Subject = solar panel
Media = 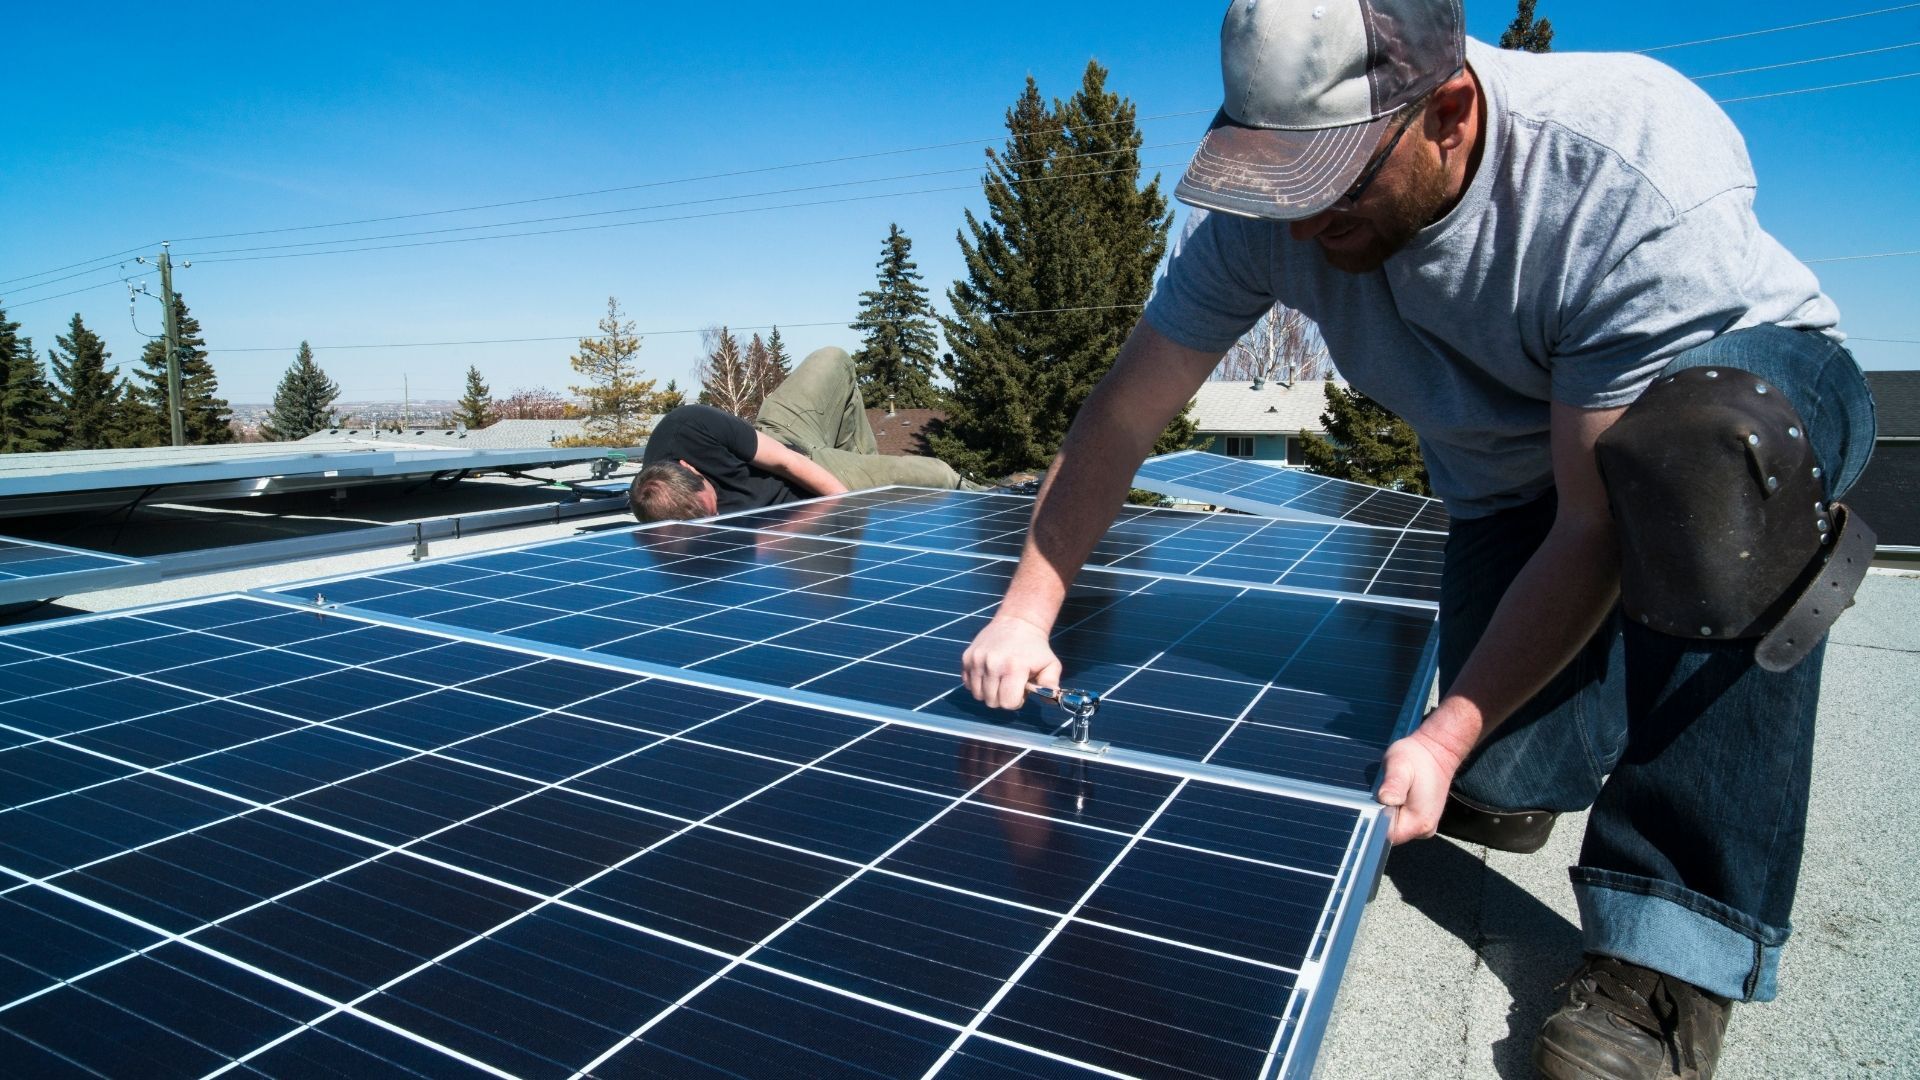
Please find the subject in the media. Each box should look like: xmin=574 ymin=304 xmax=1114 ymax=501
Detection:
xmin=0 ymin=537 xmax=155 ymax=607
xmin=0 ymin=443 xmax=626 ymax=518
xmin=720 ymin=487 xmax=1443 ymax=605
xmin=1134 ymin=451 xmax=1451 ymax=533
xmin=268 ymin=521 xmax=1438 ymax=795
xmin=0 ymin=594 xmax=1386 ymax=1078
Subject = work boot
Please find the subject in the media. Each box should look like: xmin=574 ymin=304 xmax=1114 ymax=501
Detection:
xmin=1436 ymin=790 xmax=1558 ymax=853
xmin=1533 ymin=955 xmax=1732 ymax=1079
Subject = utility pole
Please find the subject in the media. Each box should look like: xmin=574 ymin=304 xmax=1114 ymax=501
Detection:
xmin=157 ymin=243 xmax=186 ymax=446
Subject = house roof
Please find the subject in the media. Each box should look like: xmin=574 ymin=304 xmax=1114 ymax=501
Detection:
xmin=865 ymin=408 xmax=947 ymax=456
xmin=1865 ymin=370 xmax=1920 ymax=438
xmin=1189 ymin=379 xmax=1334 ymax=435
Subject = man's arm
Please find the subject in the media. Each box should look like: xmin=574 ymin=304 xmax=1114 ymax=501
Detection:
xmin=1378 ymin=401 xmax=1627 ymax=844
xmin=962 ymin=321 xmax=1226 ymax=709
xmin=749 ymin=431 xmax=850 ymax=498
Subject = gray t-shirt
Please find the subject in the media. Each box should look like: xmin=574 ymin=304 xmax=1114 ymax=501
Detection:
xmin=1145 ymin=38 xmax=1840 ymax=518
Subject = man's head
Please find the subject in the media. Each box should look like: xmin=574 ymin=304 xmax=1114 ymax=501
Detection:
xmin=629 ymin=460 xmax=717 ymax=522
xmin=1177 ymin=0 xmax=1479 ymax=271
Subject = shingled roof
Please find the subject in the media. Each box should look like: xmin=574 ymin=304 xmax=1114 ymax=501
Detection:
xmin=1189 ymin=379 xmax=1334 ymax=435
xmin=865 ymin=408 xmax=947 ymax=456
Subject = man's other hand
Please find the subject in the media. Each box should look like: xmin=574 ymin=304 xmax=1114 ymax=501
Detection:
xmin=1377 ymin=729 xmax=1464 ymax=845
xmin=962 ymin=614 xmax=1062 ymax=710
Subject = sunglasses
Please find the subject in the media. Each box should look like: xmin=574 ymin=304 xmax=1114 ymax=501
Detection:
xmin=1327 ymin=104 xmax=1423 ymax=212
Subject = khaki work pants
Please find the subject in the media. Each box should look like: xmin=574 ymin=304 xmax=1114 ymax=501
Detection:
xmin=753 ymin=347 xmax=965 ymax=491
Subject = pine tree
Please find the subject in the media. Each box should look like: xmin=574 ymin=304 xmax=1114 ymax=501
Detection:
xmin=0 ymin=306 xmax=57 ymax=453
xmin=126 ymin=294 xmax=234 ymax=445
xmin=1299 ymin=383 xmax=1433 ymax=495
xmin=569 ymin=297 xmax=661 ymax=443
xmin=261 ymin=342 xmax=341 ymax=441
xmin=47 ymin=314 xmax=121 ymax=450
xmin=696 ymin=326 xmax=755 ymax=416
xmin=933 ymin=61 xmax=1186 ymax=477
xmin=454 ymin=365 xmax=494 ymax=429
xmin=1499 ymin=0 xmax=1553 ymax=52
xmin=657 ymin=379 xmax=686 ymax=412
xmin=851 ymin=224 xmax=942 ymax=408
xmin=764 ymin=326 xmax=792 ymax=384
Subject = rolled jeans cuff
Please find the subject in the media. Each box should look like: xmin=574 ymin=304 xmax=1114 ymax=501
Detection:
xmin=1570 ymin=867 xmax=1790 ymax=1002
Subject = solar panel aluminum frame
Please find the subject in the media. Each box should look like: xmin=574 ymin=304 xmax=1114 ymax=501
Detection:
xmin=0 ymin=590 xmax=1408 ymax=1079
xmin=0 ymin=537 xmax=156 ymax=607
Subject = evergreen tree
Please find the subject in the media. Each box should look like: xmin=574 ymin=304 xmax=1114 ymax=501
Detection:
xmin=454 ymin=365 xmax=494 ymax=429
xmin=1499 ymin=0 xmax=1553 ymax=52
xmin=764 ymin=326 xmax=792 ymax=384
xmin=0 ymin=305 xmax=57 ymax=453
xmin=127 ymin=294 xmax=234 ymax=445
xmin=569 ymin=297 xmax=662 ymax=443
xmin=933 ymin=61 xmax=1186 ymax=477
xmin=261 ymin=342 xmax=341 ymax=441
xmin=1299 ymin=383 xmax=1432 ymax=495
xmin=851 ymin=224 xmax=942 ymax=408
xmin=47 ymin=314 xmax=120 ymax=450
xmin=656 ymin=379 xmax=685 ymax=412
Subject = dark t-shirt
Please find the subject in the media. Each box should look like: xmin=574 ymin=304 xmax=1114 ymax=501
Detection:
xmin=642 ymin=405 xmax=803 ymax=513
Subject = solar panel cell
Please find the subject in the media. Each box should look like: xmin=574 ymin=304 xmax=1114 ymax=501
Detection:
xmin=760 ymin=873 xmax=1057 ymax=1024
xmin=0 ymin=885 xmax=160 ymax=1005
xmin=977 ymin=921 xmax=1295 ymax=1079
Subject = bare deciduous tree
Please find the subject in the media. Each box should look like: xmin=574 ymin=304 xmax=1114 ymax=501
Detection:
xmin=1213 ymin=303 xmax=1332 ymax=384
xmin=496 ymin=387 xmax=576 ymax=420
xmin=696 ymin=326 xmax=756 ymax=416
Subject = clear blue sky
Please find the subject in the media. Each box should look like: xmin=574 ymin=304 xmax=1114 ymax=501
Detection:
xmin=4 ymin=1 xmax=1916 ymax=405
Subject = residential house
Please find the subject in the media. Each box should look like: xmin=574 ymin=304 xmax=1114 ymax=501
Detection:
xmin=1187 ymin=379 xmax=1333 ymax=465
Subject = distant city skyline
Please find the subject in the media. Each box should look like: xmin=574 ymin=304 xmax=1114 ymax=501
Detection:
xmin=7 ymin=1 xmax=1916 ymax=405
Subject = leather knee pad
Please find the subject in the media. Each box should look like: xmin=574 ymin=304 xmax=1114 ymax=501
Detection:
xmin=1595 ymin=367 xmax=1873 ymax=671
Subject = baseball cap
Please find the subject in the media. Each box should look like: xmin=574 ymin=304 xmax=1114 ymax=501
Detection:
xmin=1176 ymin=0 xmax=1466 ymax=220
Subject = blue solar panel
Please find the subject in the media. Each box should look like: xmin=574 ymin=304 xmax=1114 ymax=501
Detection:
xmin=0 ymin=536 xmax=153 ymax=607
xmin=0 ymin=595 xmax=1387 ymax=1078
xmin=718 ymin=487 xmax=1443 ymax=605
xmin=1135 ymin=451 xmax=1451 ymax=533
xmin=268 ymin=522 xmax=1438 ymax=795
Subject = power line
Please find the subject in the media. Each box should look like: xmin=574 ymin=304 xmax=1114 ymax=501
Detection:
xmin=1640 ymin=2 xmax=1920 ymax=53
xmin=187 ymin=160 xmax=1186 ymax=267
xmin=1849 ymin=337 xmax=1920 ymax=344
xmin=208 ymin=304 xmax=1151 ymax=355
xmin=0 ymin=108 xmax=1210 ymax=289
xmin=171 ymin=141 xmax=1197 ymax=261
xmin=1690 ymin=40 xmax=1920 ymax=79
xmin=1805 ymin=249 xmax=1920 ymax=263
xmin=0 ymin=245 xmax=150 ymax=292
xmin=1719 ymin=69 xmax=1920 ymax=102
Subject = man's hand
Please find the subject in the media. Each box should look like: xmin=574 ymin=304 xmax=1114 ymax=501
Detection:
xmin=962 ymin=614 xmax=1062 ymax=710
xmin=1377 ymin=727 xmax=1466 ymax=845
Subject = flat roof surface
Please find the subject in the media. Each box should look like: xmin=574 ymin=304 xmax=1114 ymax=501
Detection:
xmin=1317 ymin=570 xmax=1920 ymax=1078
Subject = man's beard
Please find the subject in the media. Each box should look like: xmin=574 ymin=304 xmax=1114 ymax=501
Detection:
xmin=1319 ymin=149 xmax=1452 ymax=274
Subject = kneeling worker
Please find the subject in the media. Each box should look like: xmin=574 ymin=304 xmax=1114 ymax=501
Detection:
xmin=629 ymin=345 xmax=973 ymax=521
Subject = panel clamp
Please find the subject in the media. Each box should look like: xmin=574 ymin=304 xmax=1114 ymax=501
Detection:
xmin=1029 ymin=684 xmax=1108 ymax=755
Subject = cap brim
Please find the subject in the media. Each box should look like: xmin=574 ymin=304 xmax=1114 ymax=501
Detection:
xmin=1175 ymin=108 xmax=1396 ymax=221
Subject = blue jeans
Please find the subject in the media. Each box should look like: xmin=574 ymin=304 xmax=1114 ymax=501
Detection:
xmin=1442 ymin=326 xmax=1876 ymax=1002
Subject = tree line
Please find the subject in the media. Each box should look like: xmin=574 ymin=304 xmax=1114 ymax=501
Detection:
xmin=0 ymin=301 xmax=235 ymax=453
